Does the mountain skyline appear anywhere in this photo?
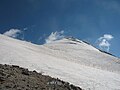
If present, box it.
[0,0,120,57]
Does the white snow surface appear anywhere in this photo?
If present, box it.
[0,34,120,90]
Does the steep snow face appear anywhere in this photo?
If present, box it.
[0,34,120,90]
[43,38,120,73]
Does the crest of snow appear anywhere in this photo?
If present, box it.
[0,34,120,90]
[3,29,21,38]
[97,34,114,52]
[45,31,64,44]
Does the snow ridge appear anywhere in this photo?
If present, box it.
[0,34,120,90]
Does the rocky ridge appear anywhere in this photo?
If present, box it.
[0,64,82,90]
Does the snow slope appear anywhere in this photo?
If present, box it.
[0,34,120,90]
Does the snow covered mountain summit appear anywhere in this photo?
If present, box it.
[0,34,120,90]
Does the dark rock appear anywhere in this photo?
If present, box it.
[0,76,5,82]
[0,64,83,90]
[12,65,19,68]
[22,69,29,75]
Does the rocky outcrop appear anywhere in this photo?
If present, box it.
[0,64,82,90]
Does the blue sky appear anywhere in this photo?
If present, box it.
[0,0,120,57]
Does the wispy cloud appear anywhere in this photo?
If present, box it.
[45,31,64,44]
[3,29,22,38]
[23,27,28,31]
[97,34,114,52]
